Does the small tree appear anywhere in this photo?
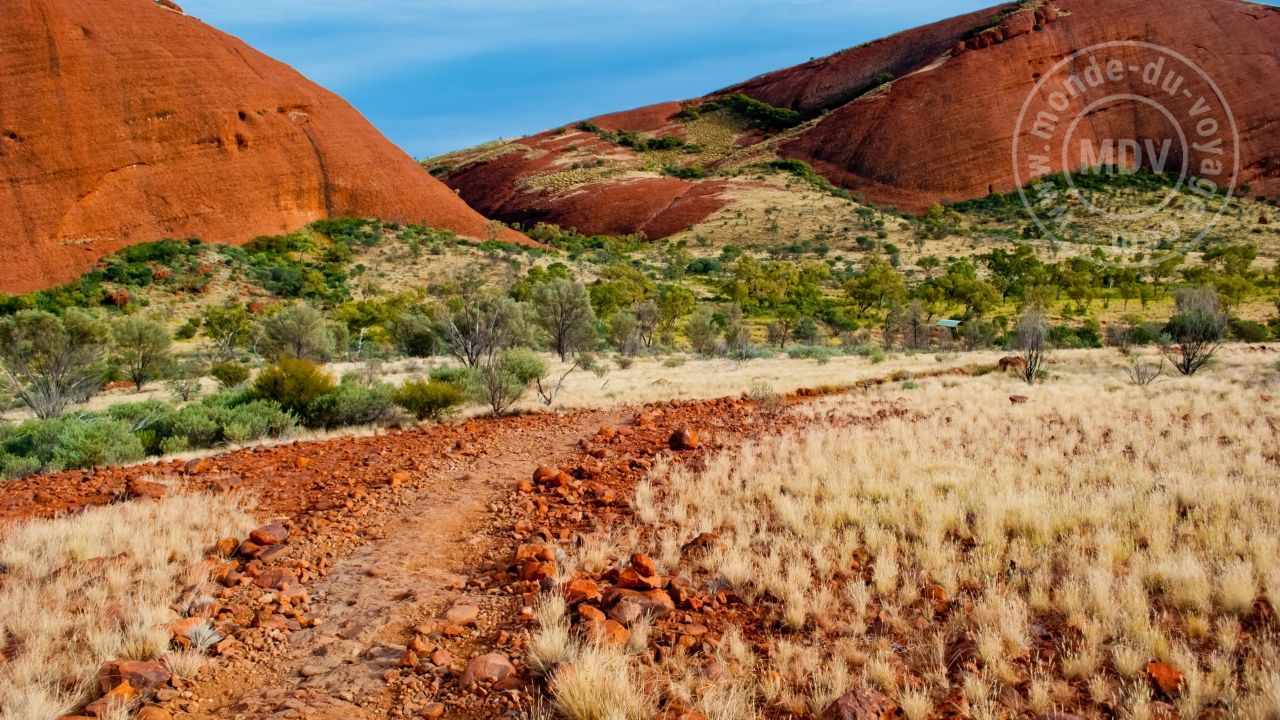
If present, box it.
[203,304,253,361]
[259,304,335,362]
[438,295,528,368]
[113,316,173,391]
[610,312,642,357]
[0,309,112,419]
[1015,307,1049,385]
[532,279,597,361]
[685,307,719,356]
[1162,287,1226,376]
[474,348,546,415]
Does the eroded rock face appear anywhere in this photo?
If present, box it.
[0,0,526,293]
[440,0,1280,230]
[779,0,1280,212]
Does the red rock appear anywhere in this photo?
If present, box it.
[420,704,445,719]
[389,471,411,487]
[99,659,170,694]
[518,561,556,582]
[583,618,629,647]
[441,0,1280,227]
[183,458,212,475]
[606,588,675,621]
[249,523,289,546]
[0,0,532,294]
[630,553,658,578]
[430,648,454,667]
[617,568,663,590]
[169,617,206,648]
[136,708,172,720]
[214,537,239,557]
[532,466,560,484]
[578,605,606,623]
[1147,661,1184,697]
[397,649,420,669]
[126,477,167,501]
[564,578,601,605]
[669,427,701,451]
[252,567,300,591]
[84,681,138,717]
[820,687,893,720]
[460,653,514,687]
[1009,395,1030,405]
[680,532,721,557]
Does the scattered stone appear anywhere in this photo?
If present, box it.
[397,649,420,669]
[125,477,167,501]
[99,659,170,694]
[249,523,290,546]
[564,578,601,605]
[136,707,172,720]
[630,553,658,577]
[1147,661,1184,697]
[460,653,514,687]
[445,603,480,626]
[820,687,893,720]
[669,427,701,451]
[420,704,445,719]
[1009,395,1030,404]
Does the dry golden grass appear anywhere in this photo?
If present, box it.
[535,347,1280,718]
[0,487,255,719]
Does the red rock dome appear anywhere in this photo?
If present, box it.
[0,0,529,294]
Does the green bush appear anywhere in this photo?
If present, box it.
[0,416,144,477]
[1230,318,1271,342]
[392,379,467,422]
[429,365,481,391]
[787,345,837,364]
[309,376,398,429]
[210,361,251,389]
[252,357,337,422]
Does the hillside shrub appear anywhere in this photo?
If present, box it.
[392,380,467,422]
[1229,318,1271,342]
[0,416,144,478]
[210,361,251,389]
[253,357,336,422]
[309,376,398,429]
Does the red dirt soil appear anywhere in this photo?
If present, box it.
[0,0,528,294]
[441,0,1280,227]
[0,396,784,718]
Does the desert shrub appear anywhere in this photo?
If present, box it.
[392,379,467,422]
[0,416,144,477]
[473,348,546,415]
[258,304,335,362]
[1163,288,1227,376]
[309,376,398,429]
[787,345,837,364]
[429,365,481,391]
[1229,318,1271,342]
[210,361,251,389]
[252,357,336,422]
[662,165,708,180]
[685,258,723,276]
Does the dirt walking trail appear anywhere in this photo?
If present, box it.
[176,406,632,719]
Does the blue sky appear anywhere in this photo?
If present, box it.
[182,1,999,158]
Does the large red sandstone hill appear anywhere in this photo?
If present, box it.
[438,0,1280,238]
[0,0,528,294]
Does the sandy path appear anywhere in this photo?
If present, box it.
[189,408,628,720]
